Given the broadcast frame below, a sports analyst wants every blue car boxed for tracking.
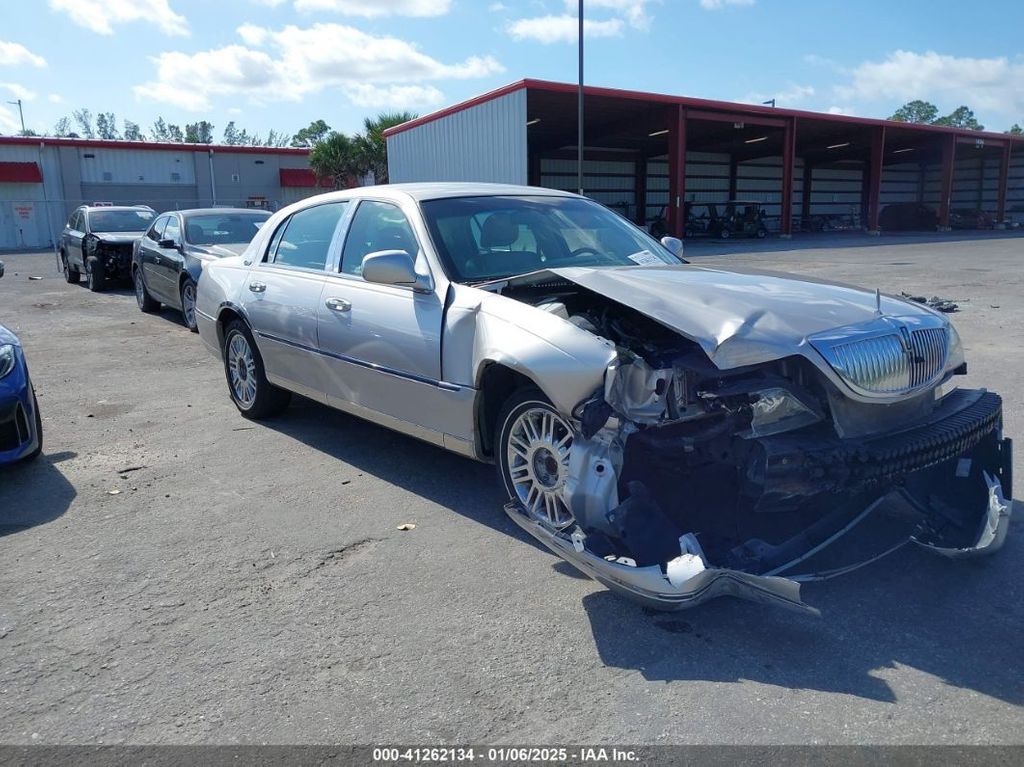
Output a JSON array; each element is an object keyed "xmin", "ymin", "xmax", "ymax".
[{"xmin": 0, "ymin": 261, "xmax": 42, "ymax": 464}]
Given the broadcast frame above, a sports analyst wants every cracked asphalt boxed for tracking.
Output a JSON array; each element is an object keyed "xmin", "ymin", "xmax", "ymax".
[{"xmin": 0, "ymin": 233, "xmax": 1021, "ymax": 745}]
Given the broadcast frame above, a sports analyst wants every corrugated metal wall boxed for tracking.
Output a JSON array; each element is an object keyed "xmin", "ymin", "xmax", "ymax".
[
  {"xmin": 387, "ymin": 89, "xmax": 528, "ymax": 184},
  {"xmin": 78, "ymin": 147, "xmax": 196, "ymax": 185}
]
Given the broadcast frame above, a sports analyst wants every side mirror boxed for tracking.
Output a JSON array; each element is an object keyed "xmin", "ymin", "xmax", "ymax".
[
  {"xmin": 661, "ymin": 236, "xmax": 684, "ymax": 257},
  {"xmin": 361, "ymin": 250, "xmax": 433, "ymax": 293},
  {"xmin": 158, "ymin": 238, "xmax": 179, "ymax": 250}
]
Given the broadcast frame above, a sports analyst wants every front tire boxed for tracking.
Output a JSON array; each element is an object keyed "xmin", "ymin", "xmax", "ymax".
[
  {"xmin": 85, "ymin": 257, "xmax": 105, "ymax": 292},
  {"xmin": 134, "ymin": 267, "xmax": 159, "ymax": 313},
  {"xmin": 222, "ymin": 320, "xmax": 291, "ymax": 420},
  {"xmin": 25, "ymin": 388, "xmax": 42, "ymax": 461},
  {"xmin": 496, "ymin": 388, "xmax": 575, "ymax": 530},
  {"xmin": 180, "ymin": 278, "xmax": 198, "ymax": 332}
]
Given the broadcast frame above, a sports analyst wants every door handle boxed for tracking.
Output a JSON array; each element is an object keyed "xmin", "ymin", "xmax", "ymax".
[
  {"xmin": 325, "ymin": 297, "xmax": 351, "ymax": 312},
  {"xmin": 248, "ymin": 281, "xmax": 267, "ymax": 293}
]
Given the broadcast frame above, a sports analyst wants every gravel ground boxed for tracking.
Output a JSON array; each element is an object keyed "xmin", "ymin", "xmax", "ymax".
[{"xmin": 0, "ymin": 234, "xmax": 1021, "ymax": 745}]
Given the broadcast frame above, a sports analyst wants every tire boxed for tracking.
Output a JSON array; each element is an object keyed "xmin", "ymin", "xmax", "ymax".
[
  {"xmin": 133, "ymin": 267, "xmax": 159, "ymax": 313},
  {"xmin": 180, "ymin": 278, "xmax": 198, "ymax": 332},
  {"xmin": 25, "ymin": 388, "xmax": 42, "ymax": 461},
  {"xmin": 756, "ymin": 227, "xmax": 768, "ymax": 239},
  {"xmin": 85, "ymin": 257, "xmax": 105, "ymax": 292},
  {"xmin": 61, "ymin": 251, "xmax": 80, "ymax": 284},
  {"xmin": 222, "ymin": 319, "xmax": 291, "ymax": 420},
  {"xmin": 719, "ymin": 228, "xmax": 731, "ymax": 240},
  {"xmin": 495, "ymin": 387, "xmax": 575, "ymax": 530}
]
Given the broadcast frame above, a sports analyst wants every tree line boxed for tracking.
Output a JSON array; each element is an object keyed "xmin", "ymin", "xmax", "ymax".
[
  {"xmin": 308, "ymin": 112, "xmax": 415, "ymax": 187},
  {"xmin": 888, "ymin": 100, "xmax": 1022, "ymax": 134}
]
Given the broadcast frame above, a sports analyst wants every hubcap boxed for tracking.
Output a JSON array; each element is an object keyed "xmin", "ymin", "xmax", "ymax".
[
  {"xmin": 227, "ymin": 333, "xmax": 258, "ymax": 408},
  {"xmin": 182, "ymin": 284, "xmax": 196, "ymax": 326},
  {"xmin": 506, "ymin": 406, "xmax": 574, "ymax": 529},
  {"xmin": 135, "ymin": 272, "xmax": 145, "ymax": 306}
]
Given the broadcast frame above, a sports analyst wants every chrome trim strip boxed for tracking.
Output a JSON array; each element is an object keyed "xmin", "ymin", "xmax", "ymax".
[{"xmin": 255, "ymin": 330, "xmax": 462, "ymax": 392}]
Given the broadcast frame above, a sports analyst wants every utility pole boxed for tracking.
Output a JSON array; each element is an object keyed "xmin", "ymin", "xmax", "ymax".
[
  {"xmin": 577, "ymin": 0, "xmax": 584, "ymax": 196},
  {"xmin": 6, "ymin": 99, "xmax": 26, "ymax": 135}
]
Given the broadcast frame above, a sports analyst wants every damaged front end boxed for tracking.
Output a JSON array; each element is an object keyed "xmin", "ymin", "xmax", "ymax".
[{"xmin": 500, "ymin": 279, "xmax": 1013, "ymax": 614}]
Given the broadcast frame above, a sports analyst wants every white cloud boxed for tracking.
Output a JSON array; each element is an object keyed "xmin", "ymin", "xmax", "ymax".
[
  {"xmin": 0, "ymin": 83, "xmax": 37, "ymax": 101},
  {"xmin": 745, "ymin": 83, "xmax": 814, "ymax": 107},
  {"xmin": 344, "ymin": 83, "xmax": 445, "ymax": 108},
  {"xmin": 48, "ymin": 0, "xmax": 188, "ymax": 36},
  {"xmin": 507, "ymin": 15, "xmax": 624, "ymax": 44},
  {"xmin": 837, "ymin": 50, "xmax": 1024, "ymax": 117},
  {"xmin": 488, "ymin": 1, "xmax": 507, "ymax": 10},
  {"xmin": 569, "ymin": 0, "xmax": 655, "ymax": 29},
  {"xmin": 294, "ymin": 0, "xmax": 451, "ymax": 16},
  {"xmin": 827, "ymin": 105, "xmax": 852, "ymax": 116},
  {"xmin": 0, "ymin": 105, "xmax": 22, "ymax": 133},
  {"xmin": 48, "ymin": 93, "xmax": 63, "ymax": 103},
  {"xmin": 0, "ymin": 41, "xmax": 47, "ymax": 68},
  {"xmin": 134, "ymin": 23, "xmax": 503, "ymax": 111},
  {"xmin": 700, "ymin": 0, "xmax": 755, "ymax": 8}
]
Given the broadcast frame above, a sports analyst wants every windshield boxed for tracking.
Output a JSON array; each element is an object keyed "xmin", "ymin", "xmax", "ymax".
[
  {"xmin": 421, "ymin": 195, "xmax": 682, "ymax": 283},
  {"xmin": 184, "ymin": 212, "xmax": 270, "ymax": 248},
  {"xmin": 88, "ymin": 209, "xmax": 154, "ymax": 233}
]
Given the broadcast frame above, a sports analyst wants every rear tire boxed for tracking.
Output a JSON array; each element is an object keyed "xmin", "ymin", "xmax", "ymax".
[
  {"xmin": 85, "ymin": 258, "xmax": 105, "ymax": 292},
  {"xmin": 134, "ymin": 267, "xmax": 159, "ymax": 313},
  {"xmin": 180, "ymin": 278, "xmax": 198, "ymax": 332},
  {"xmin": 62, "ymin": 252, "xmax": 80, "ymax": 284},
  {"xmin": 222, "ymin": 319, "xmax": 291, "ymax": 420}
]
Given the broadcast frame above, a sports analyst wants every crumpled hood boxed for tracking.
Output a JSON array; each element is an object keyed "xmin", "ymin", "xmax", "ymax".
[
  {"xmin": 547, "ymin": 264, "xmax": 939, "ymax": 369},
  {"xmin": 189, "ymin": 243, "xmax": 249, "ymax": 259},
  {"xmin": 93, "ymin": 232, "xmax": 144, "ymax": 243}
]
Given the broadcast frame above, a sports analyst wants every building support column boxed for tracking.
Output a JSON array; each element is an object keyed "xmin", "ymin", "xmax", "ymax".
[
  {"xmin": 667, "ymin": 105, "xmax": 687, "ymax": 238},
  {"xmin": 528, "ymin": 152, "xmax": 542, "ymax": 187},
  {"xmin": 938, "ymin": 135, "xmax": 957, "ymax": 230},
  {"xmin": 780, "ymin": 118, "xmax": 796, "ymax": 238},
  {"xmin": 864, "ymin": 126, "xmax": 885, "ymax": 234},
  {"xmin": 996, "ymin": 143, "xmax": 1012, "ymax": 225},
  {"xmin": 728, "ymin": 157, "xmax": 739, "ymax": 201},
  {"xmin": 634, "ymin": 154, "xmax": 648, "ymax": 227},
  {"xmin": 801, "ymin": 162, "xmax": 813, "ymax": 227}
]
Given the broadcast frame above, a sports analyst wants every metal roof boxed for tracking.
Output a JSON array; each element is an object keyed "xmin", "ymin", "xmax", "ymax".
[{"xmin": 0, "ymin": 136, "xmax": 310, "ymax": 156}]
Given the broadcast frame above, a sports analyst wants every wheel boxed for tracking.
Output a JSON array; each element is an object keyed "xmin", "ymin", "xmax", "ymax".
[
  {"xmin": 719, "ymin": 227, "xmax": 732, "ymax": 240},
  {"xmin": 496, "ymin": 388, "xmax": 575, "ymax": 530},
  {"xmin": 61, "ymin": 252, "xmax": 80, "ymax": 284},
  {"xmin": 133, "ymin": 267, "xmax": 159, "ymax": 313},
  {"xmin": 85, "ymin": 257, "xmax": 105, "ymax": 292},
  {"xmin": 756, "ymin": 227, "xmax": 768, "ymax": 239},
  {"xmin": 25, "ymin": 388, "xmax": 42, "ymax": 461},
  {"xmin": 222, "ymin": 319, "xmax": 291, "ymax": 419},
  {"xmin": 180, "ymin": 278, "xmax": 198, "ymax": 332}
]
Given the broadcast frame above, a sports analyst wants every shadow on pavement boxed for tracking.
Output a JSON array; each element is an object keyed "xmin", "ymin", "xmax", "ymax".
[
  {"xmin": 0, "ymin": 450, "xmax": 77, "ymax": 536},
  {"xmin": 684, "ymin": 230, "xmax": 1024, "ymax": 258},
  {"xmin": 261, "ymin": 397, "xmax": 1024, "ymax": 707}
]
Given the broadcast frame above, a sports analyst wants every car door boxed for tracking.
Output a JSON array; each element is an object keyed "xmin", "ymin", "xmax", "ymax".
[
  {"xmin": 317, "ymin": 198, "xmax": 450, "ymax": 443},
  {"xmin": 240, "ymin": 200, "xmax": 350, "ymax": 403},
  {"xmin": 66, "ymin": 210, "xmax": 85, "ymax": 268},
  {"xmin": 138, "ymin": 214, "xmax": 168, "ymax": 295},
  {"xmin": 151, "ymin": 214, "xmax": 184, "ymax": 305}
]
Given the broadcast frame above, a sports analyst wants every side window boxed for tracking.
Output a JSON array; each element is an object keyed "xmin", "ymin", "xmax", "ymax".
[
  {"xmin": 268, "ymin": 202, "xmax": 347, "ymax": 270},
  {"xmin": 147, "ymin": 216, "xmax": 168, "ymax": 241},
  {"xmin": 163, "ymin": 216, "xmax": 181, "ymax": 245},
  {"xmin": 71, "ymin": 211, "xmax": 84, "ymax": 231},
  {"xmin": 340, "ymin": 200, "xmax": 418, "ymax": 276}
]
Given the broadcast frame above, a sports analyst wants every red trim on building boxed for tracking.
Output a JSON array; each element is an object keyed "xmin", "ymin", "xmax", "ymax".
[
  {"xmin": 0, "ymin": 136, "xmax": 310, "ymax": 156},
  {"xmin": 382, "ymin": 78, "xmax": 1024, "ymax": 147},
  {"xmin": 0, "ymin": 161, "xmax": 43, "ymax": 183},
  {"xmin": 279, "ymin": 168, "xmax": 324, "ymax": 188}
]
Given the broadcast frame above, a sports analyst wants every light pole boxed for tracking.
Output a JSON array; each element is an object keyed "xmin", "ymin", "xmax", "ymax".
[
  {"xmin": 6, "ymin": 99, "xmax": 26, "ymax": 135},
  {"xmin": 577, "ymin": 0, "xmax": 584, "ymax": 196}
]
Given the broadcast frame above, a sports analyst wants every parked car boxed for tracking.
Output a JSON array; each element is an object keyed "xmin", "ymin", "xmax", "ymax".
[
  {"xmin": 58, "ymin": 205, "xmax": 156, "ymax": 291},
  {"xmin": 195, "ymin": 183, "xmax": 1012, "ymax": 614},
  {"xmin": 132, "ymin": 208, "xmax": 271, "ymax": 331},
  {"xmin": 0, "ymin": 261, "xmax": 42, "ymax": 464},
  {"xmin": 949, "ymin": 208, "xmax": 995, "ymax": 230},
  {"xmin": 879, "ymin": 202, "xmax": 937, "ymax": 232}
]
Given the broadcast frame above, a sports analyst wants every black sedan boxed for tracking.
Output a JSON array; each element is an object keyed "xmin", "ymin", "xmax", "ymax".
[{"xmin": 131, "ymin": 208, "xmax": 270, "ymax": 331}]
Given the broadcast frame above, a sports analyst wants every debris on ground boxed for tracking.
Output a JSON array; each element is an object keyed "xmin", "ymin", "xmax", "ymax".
[
  {"xmin": 900, "ymin": 292, "xmax": 961, "ymax": 312},
  {"xmin": 107, "ymin": 489, "xmax": 122, "ymax": 495},
  {"xmin": 397, "ymin": 523, "xmax": 416, "ymax": 531},
  {"xmin": 28, "ymin": 276, "xmax": 43, "ymax": 281}
]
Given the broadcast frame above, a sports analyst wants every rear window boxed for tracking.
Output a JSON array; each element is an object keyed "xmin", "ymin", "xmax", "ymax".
[
  {"xmin": 88, "ymin": 209, "xmax": 155, "ymax": 233},
  {"xmin": 184, "ymin": 213, "xmax": 270, "ymax": 246}
]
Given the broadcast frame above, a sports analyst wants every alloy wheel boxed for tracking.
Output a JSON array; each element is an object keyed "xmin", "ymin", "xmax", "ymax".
[
  {"xmin": 505, "ymin": 405, "xmax": 574, "ymax": 529},
  {"xmin": 227, "ymin": 332, "xmax": 258, "ymax": 409}
]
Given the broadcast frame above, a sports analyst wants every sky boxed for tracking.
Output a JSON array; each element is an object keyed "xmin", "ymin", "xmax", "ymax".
[{"xmin": 1, "ymin": 0, "xmax": 1023, "ymax": 141}]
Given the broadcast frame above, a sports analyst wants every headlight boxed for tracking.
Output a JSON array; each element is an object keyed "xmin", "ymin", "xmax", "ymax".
[
  {"xmin": 84, "ymin": 233, "xmax": 99, "ymax": 255},
  {"xmin": 946, "ymin": 323, "xmax": 965, "ymax": 372},
  {"xmin": 0, "ymin": 344, "xmax": 15, "ymax": 379},
  {"xmin": 748, "ymin": 387, "xmax": 821, "ymax": 437}
]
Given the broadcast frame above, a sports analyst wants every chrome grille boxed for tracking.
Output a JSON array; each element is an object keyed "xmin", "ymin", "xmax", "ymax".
[{"xmin": 811, "ymin": 319, "xmax": 949, "ymax": 397}]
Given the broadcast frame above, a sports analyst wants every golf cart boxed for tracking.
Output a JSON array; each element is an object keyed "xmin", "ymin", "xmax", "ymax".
[{"xmin": 686, "ymin": 201, "xmax": 769, "ymax": 239}]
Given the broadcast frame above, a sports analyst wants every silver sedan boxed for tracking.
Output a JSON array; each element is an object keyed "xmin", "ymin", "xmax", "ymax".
[{"xmin": 195, "ymin": 183, "xmax": 1013, "ymax": 614}]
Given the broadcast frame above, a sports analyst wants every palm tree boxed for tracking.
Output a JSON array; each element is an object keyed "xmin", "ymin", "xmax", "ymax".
[
  {"xmin": 309, "ymin": 131, "xmax": 360, "ymax": 189},
  {"xmin": 356, "ymin": 112, "xmax": 416, "ymax": 185}
]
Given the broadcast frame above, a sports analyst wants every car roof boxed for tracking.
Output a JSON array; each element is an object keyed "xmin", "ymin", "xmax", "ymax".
[
  {"xmin": 174, "ymin": 208, "xmax": 271, "ymax": 217},
  {"xmin": 80, "ymin": 205, "xmax": 155, "ymax": 213},
  {"xmin": 294, "ymin": 182, "xmax": 580, "ymax": 205}
]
